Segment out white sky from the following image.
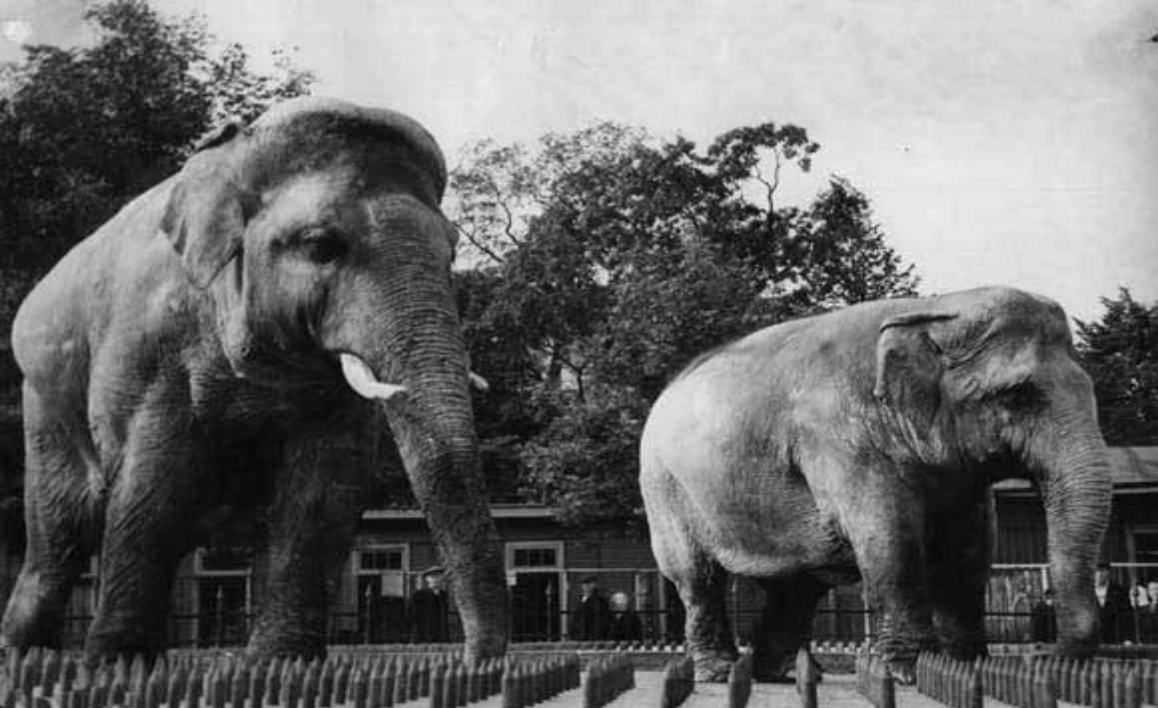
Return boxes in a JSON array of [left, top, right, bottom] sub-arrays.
[[2, 0, 1156, 321]]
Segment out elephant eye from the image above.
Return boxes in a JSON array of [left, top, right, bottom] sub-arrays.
[[300, 230, 348, 264]]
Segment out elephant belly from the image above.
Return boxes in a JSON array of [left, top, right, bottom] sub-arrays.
[[698, 490, 853, 580]]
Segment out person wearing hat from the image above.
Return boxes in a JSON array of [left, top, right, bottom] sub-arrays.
[[569, 575, 611, 641], [408, 566, 450, 643]]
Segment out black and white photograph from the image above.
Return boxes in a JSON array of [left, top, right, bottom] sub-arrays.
[[0, 0, 1155, 704]]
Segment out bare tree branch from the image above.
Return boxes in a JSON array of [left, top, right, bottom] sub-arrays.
[[752, 150, 781, 213], [454, 222, 505, 265], [486, 176, 524, 247]]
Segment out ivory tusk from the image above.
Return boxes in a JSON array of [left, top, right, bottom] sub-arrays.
[[339, 353, 408, 401], [469, 371, 490, 392]]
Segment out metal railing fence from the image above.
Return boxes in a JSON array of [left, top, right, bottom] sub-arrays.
[[33, 562, 1158, 649]]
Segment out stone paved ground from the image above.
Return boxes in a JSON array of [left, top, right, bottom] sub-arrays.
[[501, 671, 1031, 708], [540, 671, 1084, 708]]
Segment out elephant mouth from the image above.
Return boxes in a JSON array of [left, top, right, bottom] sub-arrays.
[[338, 352, 409, 401]]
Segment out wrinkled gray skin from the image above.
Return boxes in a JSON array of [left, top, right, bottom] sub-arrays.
[[0, 98, 509, 663], [640, 287, 1110, 683]]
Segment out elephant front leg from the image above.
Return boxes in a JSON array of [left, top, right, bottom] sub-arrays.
[[844, 485, 937, 684], [247, 427, 368, 659], [929, 498, 991, 659], [86, 407, 205, 660]]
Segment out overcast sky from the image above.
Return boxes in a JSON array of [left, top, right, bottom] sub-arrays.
[[2, 0, 1156, 321]]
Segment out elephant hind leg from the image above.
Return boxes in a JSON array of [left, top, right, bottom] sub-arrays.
[[644, 470, 735, 682], [752, 575, 827, 682], [2, 387, 95, 650]]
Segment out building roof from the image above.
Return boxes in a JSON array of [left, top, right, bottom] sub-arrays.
[[363, 504, 557, 520], [994, 446, 1158, 496]]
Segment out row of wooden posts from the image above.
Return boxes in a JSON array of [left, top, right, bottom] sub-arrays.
[[657, 657, 691, 708], [853, 651, 896, 708], [793, 651, 820, 708], [0, 648, 587, 708], [726, 654, 751, 708], [578, 655, 632, 708], [917, 651, 1158, 708]]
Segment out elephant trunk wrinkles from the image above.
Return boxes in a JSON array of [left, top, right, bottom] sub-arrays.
[[1032, 402, 1112, 657], [374, 316, 510, 663]]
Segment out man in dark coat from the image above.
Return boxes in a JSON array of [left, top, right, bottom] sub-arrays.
[[608, 591, 643, 642], [1029, 588, 1057, 643], [1095, 563, 1132, 643], [569, 576, 611, 641], [408, 566, 450, 643]]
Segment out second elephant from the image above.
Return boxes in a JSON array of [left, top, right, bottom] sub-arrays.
[[640, 286, 1111, 682]]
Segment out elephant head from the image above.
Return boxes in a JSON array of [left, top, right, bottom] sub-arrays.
[[160, 97, 509, 661], [873, 288, 1111, 656]]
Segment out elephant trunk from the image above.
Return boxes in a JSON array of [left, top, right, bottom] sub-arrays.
[[1031, 396, 1112, 657], [345, 304, 509, 663]]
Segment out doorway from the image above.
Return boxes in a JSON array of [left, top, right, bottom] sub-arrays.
[[506, 542, 564, 641], [352, 544, 408, 643]]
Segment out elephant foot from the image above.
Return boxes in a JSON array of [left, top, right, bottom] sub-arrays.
[[463, 635, 508, 666], [940, 638, 986, 661], [752, 655, 824, 684], [1055, 638, 1097, 660], [887, 659, 916, 685], [752, 667, 791, 684], [693, 654, 736, 683], [246, 626, 327, 662]]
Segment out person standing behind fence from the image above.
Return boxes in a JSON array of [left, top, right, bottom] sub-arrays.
[[569, 575, 611, 641], [1140, 580, 1158, 644], [608, 591, 643, 642], [409, 566, 450, 643], [1095, 563, 1132, 643], [1030, 588, 1057, 643]]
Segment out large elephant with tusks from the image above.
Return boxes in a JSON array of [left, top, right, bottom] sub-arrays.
[[640, 286, 1110, 682], [1, 98, 509, 663]]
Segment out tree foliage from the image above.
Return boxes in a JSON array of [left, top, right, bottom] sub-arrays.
[[0, 0, 314, 277], [1076, 289, 1158, 446], [451, 122, 920, 528]]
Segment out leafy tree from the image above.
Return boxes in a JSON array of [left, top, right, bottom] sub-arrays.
[[789, 176, 919, 308], [450, 121, 920, 528], [1076, 289, 1158, 446], [0, 0, 314, 275]]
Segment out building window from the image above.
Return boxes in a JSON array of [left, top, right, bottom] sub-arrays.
[[351, 544, 408, 644], [1131, 527, 1158, 567], [506, 542, 564, 642], [358, 548, 405, 572], [512, 547, 558, 569], [194, 547, 251, 647]]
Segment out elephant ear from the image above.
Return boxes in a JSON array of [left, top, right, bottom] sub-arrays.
[[161, 120, 248, 289], [873, 311, 959, 433]]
